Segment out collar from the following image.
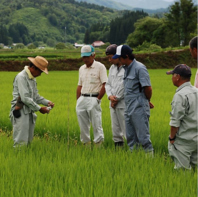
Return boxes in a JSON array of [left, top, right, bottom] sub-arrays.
[[24, 66, 34, 79], [123, 59, 136, 79], [176, 82, 191, 92], [85, 60, 95, 69]]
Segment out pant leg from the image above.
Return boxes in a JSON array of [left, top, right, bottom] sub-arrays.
[[110, 108, 125, 142], [116, 108, 126, 140], [190, 149, 197, 167], [76, 96, 91, 143], [11, 109, 31, 147], [131, 107, 153, 152], [125, 113, 139, 151], [168, 140, 196, 170], [28, 113, 37, 144], [89, 97, 104, 143]]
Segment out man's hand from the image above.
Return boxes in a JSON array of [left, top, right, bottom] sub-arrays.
[[39, 107, 50, 114], [149, 102, 154, 109], [109, 95, 118, 108], [48, 101, 55, 108]]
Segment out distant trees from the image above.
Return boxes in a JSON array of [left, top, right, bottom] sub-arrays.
[[127, 17, 163, 47], [109, 11, 148, 45], [164, 0, 197, 46], [8, 23, 31, 45], [84, 10, 148, 44], [0, 25, 9, 45], [0, 23, 31, 45], [127, 0, 197, 48]]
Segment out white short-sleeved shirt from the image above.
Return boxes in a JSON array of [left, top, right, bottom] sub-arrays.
[[78, 60, 107, 94]]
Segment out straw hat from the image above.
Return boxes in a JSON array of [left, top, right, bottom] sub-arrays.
[[28, 56, 49, 74]]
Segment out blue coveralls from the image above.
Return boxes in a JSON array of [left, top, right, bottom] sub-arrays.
[[123, 59, 153, 152]]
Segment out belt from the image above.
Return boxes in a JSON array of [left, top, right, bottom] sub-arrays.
[[81, 94, 99, 97]]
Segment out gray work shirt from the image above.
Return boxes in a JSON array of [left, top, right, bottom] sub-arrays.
[[10, 69, 49, 116], [170, 82, 198, 142], [123, 59, 151, 115], [105, 64, 125, 108]]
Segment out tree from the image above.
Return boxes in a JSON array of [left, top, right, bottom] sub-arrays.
[[165, 0, 197, 46], [0, 25, 9, 45], [127, 17, 163, 47], [8, 23, 30, 44]]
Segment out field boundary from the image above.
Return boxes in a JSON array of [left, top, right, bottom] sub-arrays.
[[0, 49, 196, 71]]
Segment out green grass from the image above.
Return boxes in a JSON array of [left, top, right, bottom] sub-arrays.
[[0, 46, 190, 61], [0, 70, 197, 196]]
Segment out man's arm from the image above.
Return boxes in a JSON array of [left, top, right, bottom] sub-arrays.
[[76, 85, 82, 100], [144, 86, 154, 108], [169, 126, 179, 144], [144, 86, 152, 101], [97, 83, 106, 100]]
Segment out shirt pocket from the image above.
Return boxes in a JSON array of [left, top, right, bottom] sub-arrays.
[[90, 73, 98, 84], [125, 76, 136, 89]]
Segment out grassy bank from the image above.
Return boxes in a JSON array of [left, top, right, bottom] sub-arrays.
[[0, 48, 197, 71]]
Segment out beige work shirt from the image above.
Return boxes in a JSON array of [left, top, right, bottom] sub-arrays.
[[78, 60, 107, 94]]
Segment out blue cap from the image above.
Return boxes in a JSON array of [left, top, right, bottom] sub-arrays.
[[81, 45, 95, 57], [112, 45, 133, 59], [166, 64, 191, 78]]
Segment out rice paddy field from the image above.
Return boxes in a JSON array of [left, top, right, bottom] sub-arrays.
[[0, 69, 197, 197]]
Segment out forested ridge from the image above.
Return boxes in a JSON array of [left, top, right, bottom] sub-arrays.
[[0, 0, 121, 45], [0, 0, 196, 49]]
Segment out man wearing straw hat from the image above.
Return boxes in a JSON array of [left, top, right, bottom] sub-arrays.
[[9, 56, 54, 147]]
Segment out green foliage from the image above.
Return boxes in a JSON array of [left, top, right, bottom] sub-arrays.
[[0, 70, 197, 197], [135, 41, 162, 52], [13, 43, 25, 49], [100, 42, 111, 49], [55, 42, 66, 49], [85, 10, 148, 45], [127, 17, 163, 47], [164, 0, 197, 46], [127, 0, 197, 48], [0, 133, 197, 197], [0, 0, 119, 45], [27, 43, 36, 49], [0, 25, 9, 45]]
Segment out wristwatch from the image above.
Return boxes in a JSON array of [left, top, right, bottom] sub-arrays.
[[169, 135, 176, 141]]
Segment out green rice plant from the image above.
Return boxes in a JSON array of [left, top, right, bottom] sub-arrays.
[[0, 69, 197, 196], [0, 134, 196, 197]]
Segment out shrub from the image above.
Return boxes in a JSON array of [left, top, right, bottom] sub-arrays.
[[27, 43, 36, 49], [55, 42, 66, 49]]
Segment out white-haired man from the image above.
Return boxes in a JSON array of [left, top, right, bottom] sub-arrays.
[[76, 45, 107, 147]]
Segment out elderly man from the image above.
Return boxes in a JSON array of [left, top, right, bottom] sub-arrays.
[[189, 36, 198, 88], [76, 45, 108, 146], [113, 45, 154, 153], [105, 44, 126, 148], [10, 56, 54, 147], [167, 64, 198, 170]]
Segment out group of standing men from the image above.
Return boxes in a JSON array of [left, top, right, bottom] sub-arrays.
[[75, 36, 198, 170], [10, 36, 197, 170], [76, 43, 154, 153]]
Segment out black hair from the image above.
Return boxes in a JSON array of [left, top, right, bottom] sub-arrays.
[[189, 36, 197, 49], [180, 76, 191, 81], [29, 62, 34, 67], [120, 53, 135, 60], [29, 62, 41, 71]]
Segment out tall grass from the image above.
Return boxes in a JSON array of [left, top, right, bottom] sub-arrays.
[[0, 69, 197, 196]]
